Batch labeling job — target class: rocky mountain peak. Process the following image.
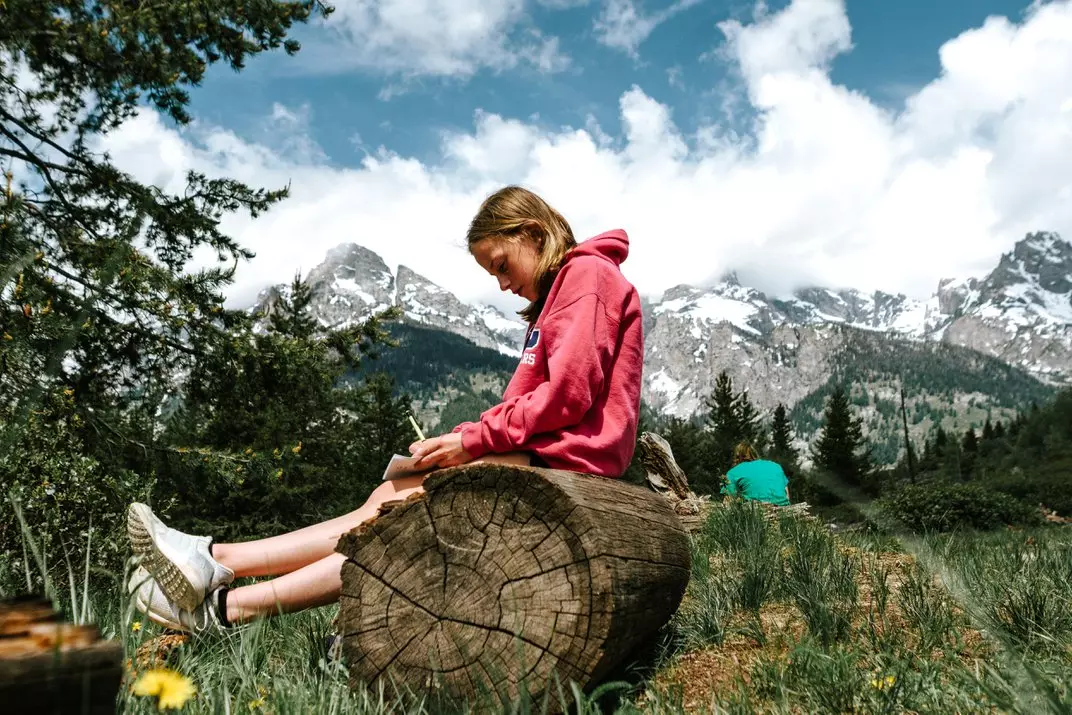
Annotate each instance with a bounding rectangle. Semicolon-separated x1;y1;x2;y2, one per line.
717;270;742;287
252;245;526;356
396;264;469;324
987;232;1072;295
308;240;392;285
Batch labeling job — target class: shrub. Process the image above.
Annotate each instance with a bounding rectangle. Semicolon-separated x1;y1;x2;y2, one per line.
0;392;150;596
982;456;1072;516
877;482;1040;533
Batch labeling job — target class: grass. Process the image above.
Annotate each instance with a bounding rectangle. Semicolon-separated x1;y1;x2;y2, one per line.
6;501;1072;713
648;501;1072;713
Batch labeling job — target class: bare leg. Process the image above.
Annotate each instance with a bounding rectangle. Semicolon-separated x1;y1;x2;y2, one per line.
226;553;347;622
221;452;531;624
212;477;427;578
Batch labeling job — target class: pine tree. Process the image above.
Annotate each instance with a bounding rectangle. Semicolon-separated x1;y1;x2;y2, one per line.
162;307;408;539
268;274;318;341
735;390;766;451
2;0;330;414
661;416;716;494
962;427;978;453
705;371;738;436
960;427;978;480
934;426;949;457
704;371;740;474
810;386;872;492
982;417;995;441
770;403;798;469
1;0;331;571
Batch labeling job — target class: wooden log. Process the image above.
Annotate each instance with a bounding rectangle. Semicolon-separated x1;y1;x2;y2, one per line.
336;464;691;703
0;595;123;715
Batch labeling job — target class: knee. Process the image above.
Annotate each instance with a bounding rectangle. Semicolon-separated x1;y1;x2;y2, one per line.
369;476;425;504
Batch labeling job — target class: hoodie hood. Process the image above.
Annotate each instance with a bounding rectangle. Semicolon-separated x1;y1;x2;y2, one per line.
568;229;629;266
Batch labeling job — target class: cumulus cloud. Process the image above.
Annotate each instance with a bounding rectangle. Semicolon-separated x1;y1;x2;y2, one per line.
594;0;703;57
305;0;569;79
97;0;1072;313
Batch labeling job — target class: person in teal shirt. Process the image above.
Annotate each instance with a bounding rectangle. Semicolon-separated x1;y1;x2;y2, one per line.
721;443;791;506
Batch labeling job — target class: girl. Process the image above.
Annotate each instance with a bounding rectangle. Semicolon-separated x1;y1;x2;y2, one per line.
721;442;791;506
128;185;644;632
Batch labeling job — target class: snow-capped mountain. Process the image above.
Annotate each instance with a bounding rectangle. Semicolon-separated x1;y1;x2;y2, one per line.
644;231;1072;416
935;232;1072;382
252;243;526;356
249;232;1071;421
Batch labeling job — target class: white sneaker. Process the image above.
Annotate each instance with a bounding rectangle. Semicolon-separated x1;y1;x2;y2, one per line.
128;566;227;633
127;503;234;612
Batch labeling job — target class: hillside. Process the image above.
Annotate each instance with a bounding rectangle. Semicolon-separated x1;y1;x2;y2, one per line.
789;326;1056;463
351;323;516;432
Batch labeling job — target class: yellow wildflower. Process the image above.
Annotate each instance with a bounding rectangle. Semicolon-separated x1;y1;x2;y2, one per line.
132;668;196;709
2;332;11;341
248;696;266;710
870;674;896;690
291;441;302;455
131;621;142;632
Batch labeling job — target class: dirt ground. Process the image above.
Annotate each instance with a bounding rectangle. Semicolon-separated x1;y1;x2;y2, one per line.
646;544;989;710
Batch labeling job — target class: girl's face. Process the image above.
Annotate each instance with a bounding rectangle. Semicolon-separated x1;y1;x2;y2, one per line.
471;237;541;302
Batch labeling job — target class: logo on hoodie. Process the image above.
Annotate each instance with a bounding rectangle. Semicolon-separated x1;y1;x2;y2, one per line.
521;328;540;365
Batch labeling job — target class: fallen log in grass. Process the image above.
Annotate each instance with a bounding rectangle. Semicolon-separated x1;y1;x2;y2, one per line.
0;596;122;715
336;464;691;703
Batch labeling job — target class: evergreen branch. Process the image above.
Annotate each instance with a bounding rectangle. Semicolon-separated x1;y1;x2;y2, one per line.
0;106;83;167
0;146;87;178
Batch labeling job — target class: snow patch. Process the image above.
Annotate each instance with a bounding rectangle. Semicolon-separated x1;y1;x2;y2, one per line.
648;369;683;402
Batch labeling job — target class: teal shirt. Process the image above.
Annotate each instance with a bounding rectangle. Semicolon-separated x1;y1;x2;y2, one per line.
722;460;791;506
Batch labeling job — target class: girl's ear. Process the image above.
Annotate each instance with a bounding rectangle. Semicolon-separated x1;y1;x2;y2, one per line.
530;221;547;249
521;220;545;248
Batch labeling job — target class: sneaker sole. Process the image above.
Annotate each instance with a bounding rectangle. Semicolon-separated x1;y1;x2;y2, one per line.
127;504;202;612
129;571;187;632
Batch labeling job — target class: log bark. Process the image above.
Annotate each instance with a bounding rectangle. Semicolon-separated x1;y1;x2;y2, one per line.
0;596;123;715
336;464;691;703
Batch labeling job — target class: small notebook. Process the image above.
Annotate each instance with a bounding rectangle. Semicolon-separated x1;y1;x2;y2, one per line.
381;454;438;481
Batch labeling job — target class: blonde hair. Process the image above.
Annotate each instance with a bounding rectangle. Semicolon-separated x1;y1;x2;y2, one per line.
732;442;759;466
467;185;576;324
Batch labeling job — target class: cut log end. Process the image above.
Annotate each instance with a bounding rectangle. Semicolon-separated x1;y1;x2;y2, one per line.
336;464;690;703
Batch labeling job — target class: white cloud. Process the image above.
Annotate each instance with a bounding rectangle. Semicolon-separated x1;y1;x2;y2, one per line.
261;103;327;163
594;0;703;57
718;0;852;79
308;0;569;79
97;0;1072;313
666;65;685;90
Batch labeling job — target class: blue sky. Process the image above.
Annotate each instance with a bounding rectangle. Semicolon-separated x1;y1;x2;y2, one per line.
101;0;1072;310
182;0;1033;164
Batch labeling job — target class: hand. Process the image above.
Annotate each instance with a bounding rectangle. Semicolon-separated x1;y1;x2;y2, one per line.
409;433;473;469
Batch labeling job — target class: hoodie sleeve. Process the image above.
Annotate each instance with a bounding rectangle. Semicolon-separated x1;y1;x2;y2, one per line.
460;292;616;457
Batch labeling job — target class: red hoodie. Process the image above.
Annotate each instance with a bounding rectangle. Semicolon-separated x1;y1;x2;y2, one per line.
455;230;644;477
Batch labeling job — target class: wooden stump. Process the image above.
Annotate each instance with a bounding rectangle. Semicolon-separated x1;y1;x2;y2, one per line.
336;464;691;703
0;596;123;715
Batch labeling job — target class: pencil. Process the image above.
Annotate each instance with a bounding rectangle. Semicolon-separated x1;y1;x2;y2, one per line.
408;414;426;442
